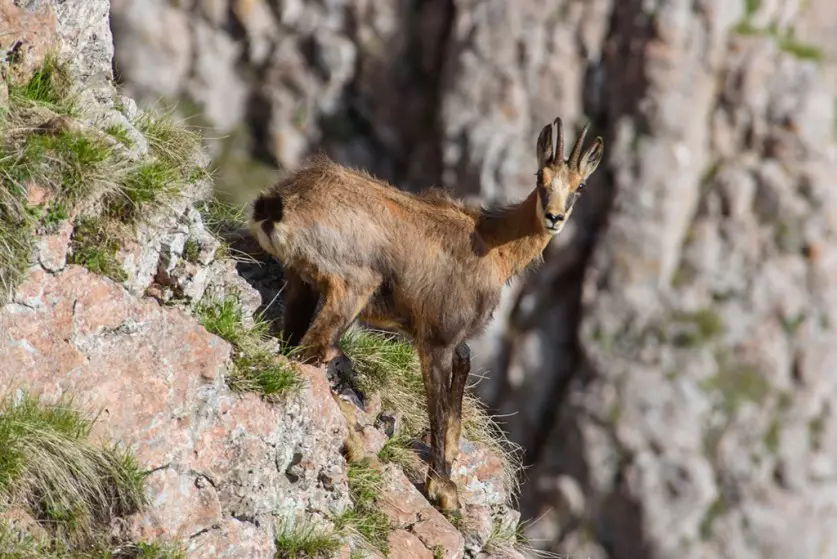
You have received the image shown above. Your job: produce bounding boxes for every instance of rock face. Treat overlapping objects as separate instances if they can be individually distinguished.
[107,0,837,557]
[1,264,351,554]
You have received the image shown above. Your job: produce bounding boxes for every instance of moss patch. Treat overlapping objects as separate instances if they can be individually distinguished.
[702,354,770,415]
[670,308,724,348]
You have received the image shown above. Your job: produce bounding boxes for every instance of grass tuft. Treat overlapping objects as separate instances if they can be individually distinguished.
[0,519,187,558]
[107,160,179,222]
[0,392,146,543]
[67,217,127,283]
[104,124,134,148]
[182,238,201,264]
[377,428,423,479]
[484,516,564,559]
[1,54,210,293]
[333,460,390,555]
[194,293,302,399]
[274,516,342,559]
[7,55,75,115]
[134,109,203,175]
[340,327,522,499]
[196,195,246,238]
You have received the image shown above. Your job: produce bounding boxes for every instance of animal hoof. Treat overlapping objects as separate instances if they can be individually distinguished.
[426,476,460,513]
[327,354,354,383]
[327,355,366,400]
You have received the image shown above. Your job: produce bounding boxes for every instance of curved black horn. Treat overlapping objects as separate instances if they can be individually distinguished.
[569,122,590,168]
[554,117,564,164]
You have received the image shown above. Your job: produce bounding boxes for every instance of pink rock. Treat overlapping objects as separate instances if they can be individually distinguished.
[0,265,351,555]
[378,464,464,559]
[388,529,434,559]
[26,182,49,206]
[130,468,223,540]
[0,2,58,84]
[37,221,73,272]
[186,518,275,558]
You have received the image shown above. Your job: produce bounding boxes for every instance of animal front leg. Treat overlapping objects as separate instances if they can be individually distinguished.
[420,344,460,512]
[298,276,375,371]
[444,342,470,470]
[281,269,319,348]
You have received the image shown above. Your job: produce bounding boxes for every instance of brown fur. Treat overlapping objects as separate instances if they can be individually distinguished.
[249,117,604,511]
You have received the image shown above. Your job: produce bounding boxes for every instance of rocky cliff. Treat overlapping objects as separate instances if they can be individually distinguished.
[0,1,522,557]
[107,0,837,557]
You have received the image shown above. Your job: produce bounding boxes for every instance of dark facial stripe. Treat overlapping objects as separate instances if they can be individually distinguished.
[539,184,549,210]
[565,191,580,212]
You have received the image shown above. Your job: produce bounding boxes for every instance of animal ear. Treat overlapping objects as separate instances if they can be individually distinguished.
[579,137,604,178]
[536,123,554,169]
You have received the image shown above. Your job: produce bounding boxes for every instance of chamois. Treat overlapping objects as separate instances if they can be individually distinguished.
[249,117,604,511]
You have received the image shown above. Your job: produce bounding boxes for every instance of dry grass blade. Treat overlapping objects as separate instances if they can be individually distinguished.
[0,392,146,543]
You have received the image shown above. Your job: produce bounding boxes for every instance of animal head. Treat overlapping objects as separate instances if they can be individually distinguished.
[535,118,604,235]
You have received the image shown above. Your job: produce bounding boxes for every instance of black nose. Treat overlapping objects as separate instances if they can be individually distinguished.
[545,212,565,224]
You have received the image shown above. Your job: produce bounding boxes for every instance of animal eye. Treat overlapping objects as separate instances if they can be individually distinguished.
[577,182,586,192]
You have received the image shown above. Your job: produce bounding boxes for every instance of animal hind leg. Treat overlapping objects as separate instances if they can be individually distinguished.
[444,342,470,470]
[419,343,459,512]
[281,269,320,348]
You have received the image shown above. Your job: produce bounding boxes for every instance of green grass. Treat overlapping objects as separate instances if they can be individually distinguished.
[134,109,203,175]
[0,519,186,558]
[127,541,188,559]
[777,35,824,61]
[7,55,75,115]
[0,392,146,543]
[67,217,127,283]
[0,206,34,296]
[0,120,118,293]
[274,516,342,559]
[182,238,201,264]
[808,404,829,451]
[733,18,823,62]
[196,195,246,238]
[104,125,134,148]
[340,327,522,499]
[107,160,179,221]
[377,428,422,479]
[483,516,561,559]
[333,460,391,555]
[0,54,210,293]
[194,293,302,399]
[0,56,195,293]
[20,132,114,204]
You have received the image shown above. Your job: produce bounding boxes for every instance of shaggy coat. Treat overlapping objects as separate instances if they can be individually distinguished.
[250,117,604,511]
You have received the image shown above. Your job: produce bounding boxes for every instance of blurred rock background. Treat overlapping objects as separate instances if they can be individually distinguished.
[108,0,837,556]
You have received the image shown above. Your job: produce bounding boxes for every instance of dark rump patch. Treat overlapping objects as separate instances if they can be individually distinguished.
[253,193,283,237]
[252,193,284,223]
